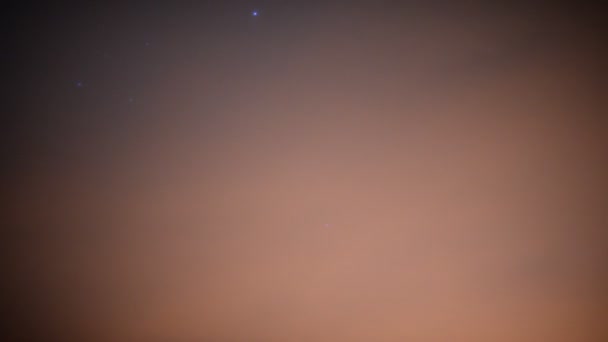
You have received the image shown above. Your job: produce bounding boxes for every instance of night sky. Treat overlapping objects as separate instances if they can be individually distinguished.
[3,2,608,341]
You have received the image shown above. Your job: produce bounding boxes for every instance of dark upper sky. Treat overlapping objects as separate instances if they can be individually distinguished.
[5,2,605,177]
[3,2,607,341]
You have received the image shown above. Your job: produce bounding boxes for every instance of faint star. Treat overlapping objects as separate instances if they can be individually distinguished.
[75,81,83,88]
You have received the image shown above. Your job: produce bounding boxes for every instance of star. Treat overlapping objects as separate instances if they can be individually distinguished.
[75,81,84,88]
[252,10,259,17]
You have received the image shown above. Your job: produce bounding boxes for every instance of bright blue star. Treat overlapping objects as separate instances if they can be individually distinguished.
[252,10,259,16]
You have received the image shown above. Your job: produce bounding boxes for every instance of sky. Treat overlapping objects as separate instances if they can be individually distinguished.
[3,2,608,341]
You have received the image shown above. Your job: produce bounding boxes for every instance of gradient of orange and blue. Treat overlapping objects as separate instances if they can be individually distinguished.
[4,2,607,341]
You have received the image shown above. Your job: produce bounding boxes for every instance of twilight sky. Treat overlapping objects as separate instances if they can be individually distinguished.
[4,2,607,341]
